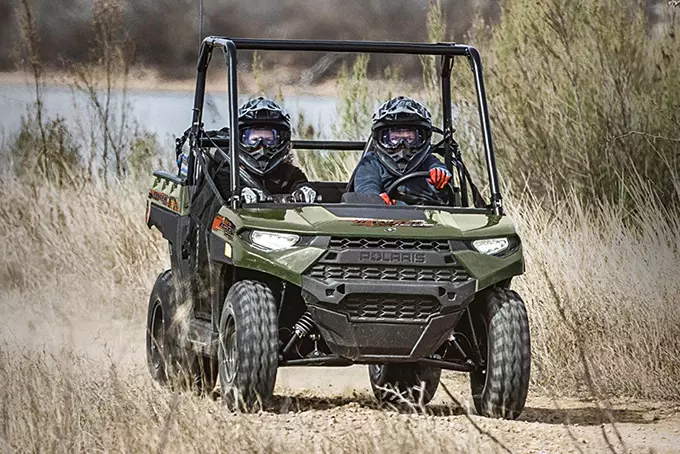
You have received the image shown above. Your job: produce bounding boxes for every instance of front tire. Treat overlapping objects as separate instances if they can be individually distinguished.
[218,280,278,411]
[368,363,441,405]
[469,288,531,419]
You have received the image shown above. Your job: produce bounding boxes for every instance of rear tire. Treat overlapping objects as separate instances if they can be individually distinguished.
[218,280,278,411]
[145,270,197,389]
[368,363,441,405]
[469,288,531,419]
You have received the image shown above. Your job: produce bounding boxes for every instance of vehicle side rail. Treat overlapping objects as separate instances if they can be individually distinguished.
[152,170,186,186]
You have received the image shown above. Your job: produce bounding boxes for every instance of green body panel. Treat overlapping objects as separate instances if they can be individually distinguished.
[231,206,517,239]
[453,247,524,291]
[213,205,524,287]
[148,175,189,215]
[212,227,326,286]
[235,235,326,286]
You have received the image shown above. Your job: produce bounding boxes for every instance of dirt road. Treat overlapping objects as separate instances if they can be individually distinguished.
[2,306,679,454]
[276,367,680,453]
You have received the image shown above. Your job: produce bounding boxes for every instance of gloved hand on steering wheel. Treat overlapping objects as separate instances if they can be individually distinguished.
[290,185,317,203]
[379,192,396,205]
[427,167,452,190]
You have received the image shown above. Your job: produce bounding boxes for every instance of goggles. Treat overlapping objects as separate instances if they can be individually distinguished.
[378,127,426,149]
[240,127,281,148]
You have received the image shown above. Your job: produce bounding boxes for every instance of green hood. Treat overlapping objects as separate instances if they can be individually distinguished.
[218,205,518,239]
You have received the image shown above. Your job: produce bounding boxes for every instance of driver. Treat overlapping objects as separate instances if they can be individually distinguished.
[353,96,451,205]
[214,96,317,204]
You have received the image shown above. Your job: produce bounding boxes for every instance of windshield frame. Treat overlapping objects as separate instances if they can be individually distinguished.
[190,37,503,215]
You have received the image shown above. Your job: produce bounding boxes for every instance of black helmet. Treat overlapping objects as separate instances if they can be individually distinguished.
[371,96,433,176]
[237,97,292,176]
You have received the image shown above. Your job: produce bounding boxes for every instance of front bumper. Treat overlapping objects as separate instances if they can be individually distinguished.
[300,238,477,361]
[303,278,475,361]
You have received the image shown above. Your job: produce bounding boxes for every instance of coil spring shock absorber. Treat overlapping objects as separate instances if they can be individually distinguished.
[282,311,314,357]
[293,312,314,337]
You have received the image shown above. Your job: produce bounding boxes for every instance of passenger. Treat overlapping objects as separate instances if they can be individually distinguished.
[214,96,317,203]
[353,96,451,205]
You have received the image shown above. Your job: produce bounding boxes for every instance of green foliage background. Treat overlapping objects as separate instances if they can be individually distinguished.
[467,0,680,205]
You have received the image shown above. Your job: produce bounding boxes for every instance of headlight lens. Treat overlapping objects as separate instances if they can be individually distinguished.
[472,237,509,255]
[249,230,300,252]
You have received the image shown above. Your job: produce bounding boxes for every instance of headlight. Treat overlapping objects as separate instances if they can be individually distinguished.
[472,237,509,255]
[249,230,300,252]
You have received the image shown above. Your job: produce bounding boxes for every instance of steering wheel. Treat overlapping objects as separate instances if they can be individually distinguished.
[384,170,456,206]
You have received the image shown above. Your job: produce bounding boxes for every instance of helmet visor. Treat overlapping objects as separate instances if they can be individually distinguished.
[378,127,426,149]
[240,128,280,148]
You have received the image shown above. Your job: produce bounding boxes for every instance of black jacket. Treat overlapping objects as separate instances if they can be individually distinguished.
[213,159,308,198]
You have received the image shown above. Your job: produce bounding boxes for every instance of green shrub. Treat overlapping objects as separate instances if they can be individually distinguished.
[8,113,81,186]
[127,131,163,180]
[468,0,680,204]
[334,54,372,141]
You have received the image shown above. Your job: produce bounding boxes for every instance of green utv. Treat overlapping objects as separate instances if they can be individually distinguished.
[145,38,530,419]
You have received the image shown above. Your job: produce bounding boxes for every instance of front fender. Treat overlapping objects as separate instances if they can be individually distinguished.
[211,227,325,286]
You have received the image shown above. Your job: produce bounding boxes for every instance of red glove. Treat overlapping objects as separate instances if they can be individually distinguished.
[380,193,395,205]
[428,167,452,190]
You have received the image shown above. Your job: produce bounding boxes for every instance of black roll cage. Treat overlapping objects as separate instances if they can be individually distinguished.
[189,37,503,215]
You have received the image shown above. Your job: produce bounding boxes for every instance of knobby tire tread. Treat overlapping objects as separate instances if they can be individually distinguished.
[474,288,531,419]
[220,280,278,411]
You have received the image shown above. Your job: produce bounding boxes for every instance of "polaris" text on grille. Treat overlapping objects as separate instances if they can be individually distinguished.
[358,251,427,264]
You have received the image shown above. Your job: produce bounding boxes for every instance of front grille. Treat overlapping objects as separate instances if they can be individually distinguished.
[341,294,440,321]
[308,264,469,282]
[329,237,450,252]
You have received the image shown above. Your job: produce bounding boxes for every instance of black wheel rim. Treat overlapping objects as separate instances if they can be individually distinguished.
[220,315,237,383]
[150,301,165,372]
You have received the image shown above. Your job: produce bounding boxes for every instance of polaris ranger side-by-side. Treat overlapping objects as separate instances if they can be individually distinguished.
[145,37,530,419]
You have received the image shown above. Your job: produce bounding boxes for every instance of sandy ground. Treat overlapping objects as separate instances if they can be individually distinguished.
[2,301,679,454]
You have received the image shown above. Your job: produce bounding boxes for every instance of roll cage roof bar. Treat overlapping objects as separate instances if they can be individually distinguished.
[190,37,503,215]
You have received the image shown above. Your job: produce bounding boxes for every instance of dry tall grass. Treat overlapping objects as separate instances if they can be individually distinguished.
[0,177,165,323]
[0,349,501,453]
[1,176,678,400]
[511,186,680,399]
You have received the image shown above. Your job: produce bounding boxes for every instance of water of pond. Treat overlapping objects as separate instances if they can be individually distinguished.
[0,84,342,149]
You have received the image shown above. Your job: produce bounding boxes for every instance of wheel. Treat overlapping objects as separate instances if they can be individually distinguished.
[368,363,441,405]
[469,288,531,419]
[145,270,197,389]
[218,280,278,411]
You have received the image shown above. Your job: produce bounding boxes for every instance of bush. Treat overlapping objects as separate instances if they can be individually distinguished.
[127,130,164,180]
[467,0,680,205]
[7,113,82,186]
